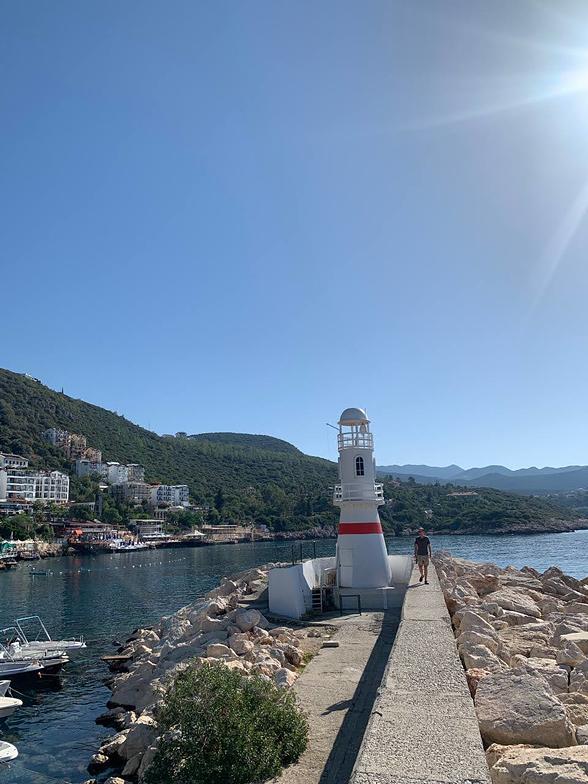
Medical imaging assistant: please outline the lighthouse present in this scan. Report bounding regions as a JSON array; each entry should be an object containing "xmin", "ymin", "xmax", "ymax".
[{"xmin": 334, "ymin": 408, "xmax": 391, "ymax": 589}]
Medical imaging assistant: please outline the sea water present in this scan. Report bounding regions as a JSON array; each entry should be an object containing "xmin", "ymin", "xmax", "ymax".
[{"xmin": 0, "ymin": 530, "xmax": 586, "ymax": 783}]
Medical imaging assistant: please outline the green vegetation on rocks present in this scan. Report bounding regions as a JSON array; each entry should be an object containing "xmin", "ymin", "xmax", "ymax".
[{"xmin": 144, "ymin": 663, "xmax": 308, "ymax": 784}]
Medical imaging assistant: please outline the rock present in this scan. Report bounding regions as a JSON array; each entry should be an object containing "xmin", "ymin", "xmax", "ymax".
[
  {"xmin": 281, "ymin": 643, "xmax": 303, "ymax": 667},
  {"xmin": 529, "ymin": 645, "xmax": 557, "ymax": 660},
  {"xmin": 220, "ymin": 659, "xmax": 248, "ymax": 673},
  {"xmin": 564, "ymin": 604, "xmax": 588, "ymax": 616},
  {"xmin": 234, "ymin": 608, "xmax": 261, "ymax": 632},
  {"xmin": 501, "ymin": 610, "xmax": 540, "ymax": 626},
  {"xmin": 486, "ymin": 743, "xmax": 588, "ymax": 784},
  {"xmin": 475, "ymin": 670, "xmax": 576, "ymax": 747},
  {"xmin": 563, "ymin": 633, "xmax": 588, "ymax": 656},
  {"xmin": 468, "ymin": 573, "xmax": 500, "ymax": 596},
  {"xmin": 457, "ymin": 610, "xmax": 496, "ymax": 636},
  {"xmin": 228, "ymin": 634, "xmax": 255, "ymax": 656},
  {"xmin": 104, "ymin": 778, "xmax": 127, "ymax": 784},
  {"xmin": 119, "ymin": 715, "xmax": 158, "ymax": 761},
  {"xmin": 510, "ymin": 656, "xmax": 569, "ymax": 693},
  {"xmin": 122, "ymin": 753, "xmax": 143, "ymax": 777},
  {"xmin": 571, "ymin": 660, "xmax": 588, "ymax": 695},
  {"xmin": 88, "ymin": 753, "xmax": 109, "ymax": 772},
  {"xmin": 99, "ymin": 730, "xmax": 129, "ymax": 758},
  {"xmin": 558, "ymin": 639, "xmax": 587, "ymax": 667},
  {"xmin": 466, "ymin": 668, "xmax": 490, "ymax": 697},
  {"xmin": 486, "ymin": 588, "xmax": 542, "ymax": 619},
  {"xmin": 460, "ymin": 642, "xmax": 506, "ymax": 673},
  {"xmin": 205, "ymin": 643, "xmax": 237, "ymax": 660},
  {"xmin": 566, "ymin": 704, "xmax": 588, "ymax": 728},
  {"xmin": 96, "ymin": 707, "xmax": 126, "ymax": 727},
  {"xmin": 578, "ymin": 725, "xmax": 588, "ymax": 744},
  {"xmin": 274, "ymin": 667, "xmax": 297, "ymax": 688},
  {"xmin": 108, "ymin": 661, "xmax": 158, "ymax": 710},
  {"xmin": 457, "ymin": 629, "xmax": 500, "ymax": 654}
]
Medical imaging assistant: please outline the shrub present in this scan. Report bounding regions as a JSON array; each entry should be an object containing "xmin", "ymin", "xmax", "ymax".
[{"xmin": 145, "ymin": 662, "xmax": 308, "ymax": 784}]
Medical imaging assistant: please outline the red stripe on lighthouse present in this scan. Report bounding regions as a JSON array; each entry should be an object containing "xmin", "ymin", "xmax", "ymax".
[{"xmin": 338, "ymin": 522, "xmax": 383, "ymax": 535}]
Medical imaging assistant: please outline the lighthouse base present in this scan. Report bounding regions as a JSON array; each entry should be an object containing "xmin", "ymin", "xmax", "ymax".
[
  {"xmin": 268, "ymin": 555, "xmax": 412, "ymax": 619},
  {"xmin": 337, "ymin": 585, "xmax": 400, "ymax": 612}
]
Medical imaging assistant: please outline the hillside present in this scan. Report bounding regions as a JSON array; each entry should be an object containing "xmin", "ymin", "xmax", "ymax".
[
  {"xmin": 0, "ymin": 368, "xmax": 583, "ymax": 536},
  {"xmin": 378, "ymin": 463, "xmax": 588, "ymax": 494},
  {"xmin": 0, "ymin": 369, "xmax": 338, "ymax": 530}
]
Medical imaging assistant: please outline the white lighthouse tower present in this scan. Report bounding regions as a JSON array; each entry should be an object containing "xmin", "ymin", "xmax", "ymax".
[{"xmin": 334, "ymin": 408, "xmax": 391, "ymax": 589}]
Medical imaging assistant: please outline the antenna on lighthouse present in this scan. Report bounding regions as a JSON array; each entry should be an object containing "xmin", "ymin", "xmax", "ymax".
[{"xmin": 325, "ymin": 422, "xmax": 338, "ymax": 430}]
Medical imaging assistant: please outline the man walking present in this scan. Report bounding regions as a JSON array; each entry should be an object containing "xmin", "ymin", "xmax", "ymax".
[{"xmin": 414, "ymin": 527, "xmax": 432, "ymax": 584}]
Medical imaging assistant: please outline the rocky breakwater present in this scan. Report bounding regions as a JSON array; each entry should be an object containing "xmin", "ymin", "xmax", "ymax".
[
  {"xmin": 86, "ymin": 565, "xmax": 326, "ymax": 784},
  {"xmin": 435, "ymin": 552, "xmax": 588, "ymax": 784}
]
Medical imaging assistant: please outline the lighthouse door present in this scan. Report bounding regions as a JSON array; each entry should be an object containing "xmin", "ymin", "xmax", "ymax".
[{"xmin": 338, "ymin": 545, "xmax": 353, "ymax": 586}]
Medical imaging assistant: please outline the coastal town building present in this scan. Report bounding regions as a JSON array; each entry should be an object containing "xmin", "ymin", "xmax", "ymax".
[
  {"xmin": 105, "ymin": 462, "xmax": 129, "ymax": 484},
  {"xmin": 126, "ymin": 464, "xmax": 145, "ymax": 482},
  {"xmin": 0, "ymin": 468, "xmax": 69, "ymax": 504},
  {"xmin": 43, "ymin": 427, "xmax": 102, "ymax": 462},
  {"xmin": 0, "ymin": 452, "xmax": 29, "ymax": 469},
  {"xmin": 150, "ymin": 484, "xmax": 189, "ymax": 507},
  {"xmin": 110, "ymin": 481, "xmax": 151, "ymax": 505},
  {"xmin": 75, "ymin": 459, "xmax": 107, "ymax": 478}
]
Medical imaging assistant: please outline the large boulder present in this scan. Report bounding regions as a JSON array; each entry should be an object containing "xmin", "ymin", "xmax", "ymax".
[
  {"xmin": 486, "ymin": 743, "xmax": 588, "ymax": 784},
  {"xmin": 563, "ymin": 633, "xmax": 588, "ymax": 656},
  {"xmin": 460, "ymin": 642, "xmax": 506, "ymax": 673},
  {"xmin": 228, "ymin": 633, "xmax": 254, "ymax": 656},
  {"xmin": 475, "ymin": 671, "xmax": 576, "ymax": 747},
  {"xmin": 119, "ymin": 715, "xmax": 158, "ymax": 761},
  {"xmin": 558, "ymin": 639, "xmax": 587, "ymax": 667},
  {"xmin": 457, "ymin": 629, "xmax": 500, "ymax": 654},
  {"xmin": 510, "ymin": 656, "xmax": 569, "ymax": 694},
  {"xmin": 234, "ymin": 608, "xmax": 261, "ymax": 632},
  {"xmin": 486, "ymin": 588, "xmax": 542, "ymax": 618}
]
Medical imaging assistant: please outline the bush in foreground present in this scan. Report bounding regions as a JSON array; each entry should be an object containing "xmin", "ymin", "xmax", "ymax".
[{"xmin": 145, "ymin": 662, "xmax": 309, "ymax": 784}]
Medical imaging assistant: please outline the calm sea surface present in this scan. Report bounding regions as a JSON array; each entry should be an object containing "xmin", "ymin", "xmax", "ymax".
[{"xmin": 1, "ymin": 531, "xmax": 587, "ymax": 783}]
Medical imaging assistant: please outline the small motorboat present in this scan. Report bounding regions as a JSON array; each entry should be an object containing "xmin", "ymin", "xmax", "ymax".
[
  {"xmin": 3, "ymin": 640, "xmax": 68, "ymax": 674},
  {"xmin": 15, "ymin": 616, "xmax": 86, "ymax": 652},
  {"xmin": 0, "ymin": 694, "xmax": 22, "ymax": 719},
  {"xmin": 0, "ymin": 740, "xmax": 18, "ymax": 763},
  {"xmin": 0, "ymin": 658, "xmax": 42, "ymax": 678}
]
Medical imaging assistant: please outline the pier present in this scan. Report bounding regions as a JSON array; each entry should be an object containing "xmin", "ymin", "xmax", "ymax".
[{"xmin": 276, "ymin": 563, "xmax": 490, "ymax": 784}]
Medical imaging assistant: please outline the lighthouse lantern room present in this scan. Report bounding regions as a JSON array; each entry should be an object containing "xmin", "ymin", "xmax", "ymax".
[{"xmin": 334, "ymin": 408, "xmax": 392, "ymax": 589}]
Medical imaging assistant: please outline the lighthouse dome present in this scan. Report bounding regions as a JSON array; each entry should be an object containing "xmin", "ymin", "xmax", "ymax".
[{"xmin": 338, "ymin": 407, "xmax": 369, "ymax": 426}]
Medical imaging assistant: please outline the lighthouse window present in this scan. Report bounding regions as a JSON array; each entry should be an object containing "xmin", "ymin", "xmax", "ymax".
[{"xmin": 355, "ymin": 456, "xmax": 365, "ymax": 476}]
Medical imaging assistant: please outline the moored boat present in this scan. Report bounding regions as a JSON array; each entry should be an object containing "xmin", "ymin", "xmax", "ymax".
[
  {"xmin": 0, "ymin": 740, "xmax": 18, "ymax": 763},
  {"xmin": 0, "ymin": 694, "xmax": 22, "ymax": 719},
  {"xmin": 15, "ymin": 616, "xmax": 86, "ymax": 652}
]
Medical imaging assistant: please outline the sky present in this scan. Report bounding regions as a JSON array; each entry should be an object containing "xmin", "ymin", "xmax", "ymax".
[{"xmin": 2, "ymin": 0, "xmax": 588, "ymax": 468}]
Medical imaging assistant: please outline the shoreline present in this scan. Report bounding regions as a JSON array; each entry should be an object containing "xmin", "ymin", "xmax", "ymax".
[{"xmin": 3, "ymin": 523, "xmax": 588, "ymax": 567}]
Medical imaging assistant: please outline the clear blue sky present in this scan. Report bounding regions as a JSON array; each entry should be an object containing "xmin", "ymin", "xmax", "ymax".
[{"xmin": 3, "ymin": 1, "xmax": 588, "ymax": 468}]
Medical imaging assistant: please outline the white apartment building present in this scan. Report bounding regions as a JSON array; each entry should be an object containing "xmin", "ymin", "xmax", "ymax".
[
  {"xmin": 150, "ymin": 484, "xmax": 190, "ymax": 507},
  {"xmin": 0, "ymin": 469, "xmax": 69, "ymax": 503},
  {"xmin": 0, "ymin": 453, "xmax": 29, "ymax": 469}
]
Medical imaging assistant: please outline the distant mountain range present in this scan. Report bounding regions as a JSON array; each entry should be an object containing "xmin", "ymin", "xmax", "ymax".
[{"xmin": 376, "ymin": 464, "xmax": 588, "ymax": 495}]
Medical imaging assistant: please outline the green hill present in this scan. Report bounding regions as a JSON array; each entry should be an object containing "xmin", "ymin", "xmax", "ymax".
[{"xmin": 0, "ymin": 368, "xmax": 583, "ymax": 537}]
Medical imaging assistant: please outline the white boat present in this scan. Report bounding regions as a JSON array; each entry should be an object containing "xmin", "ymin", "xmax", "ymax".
[
  {"xmin": 3, "ymin": 641, "xmax": 68, "ymax": 673},
  {"xmin": 0, "ymin": 695, "xmax": 22, "ymax": 719},
  {"xmin": 15, "ymin": 616, "xmax": 86, "ymax": 652},
  {"xmin": 0, "ymin": 740, "xmax": 18, "ymax": 763},
  {"xmin": 0, "ymin": 658, "xmax": 42, "ymax": 678},
  {"xmin": 109, "ymin": 539, "xmax": 149, "ymax": 552}
]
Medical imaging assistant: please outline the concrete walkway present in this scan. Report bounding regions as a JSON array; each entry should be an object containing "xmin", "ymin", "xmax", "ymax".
[
  {"xmin": 350, "ymin": 565, "xmax": 491, "ymax": 784},
  {"xmin": 277, "ymin": 610, "xmax": 400, "ymax": 784}
]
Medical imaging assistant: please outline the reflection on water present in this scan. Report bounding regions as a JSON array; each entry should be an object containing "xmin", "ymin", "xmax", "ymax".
[{"xmin": 0, "ymin": 531, "xmax": 586, "ymax": 783}]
